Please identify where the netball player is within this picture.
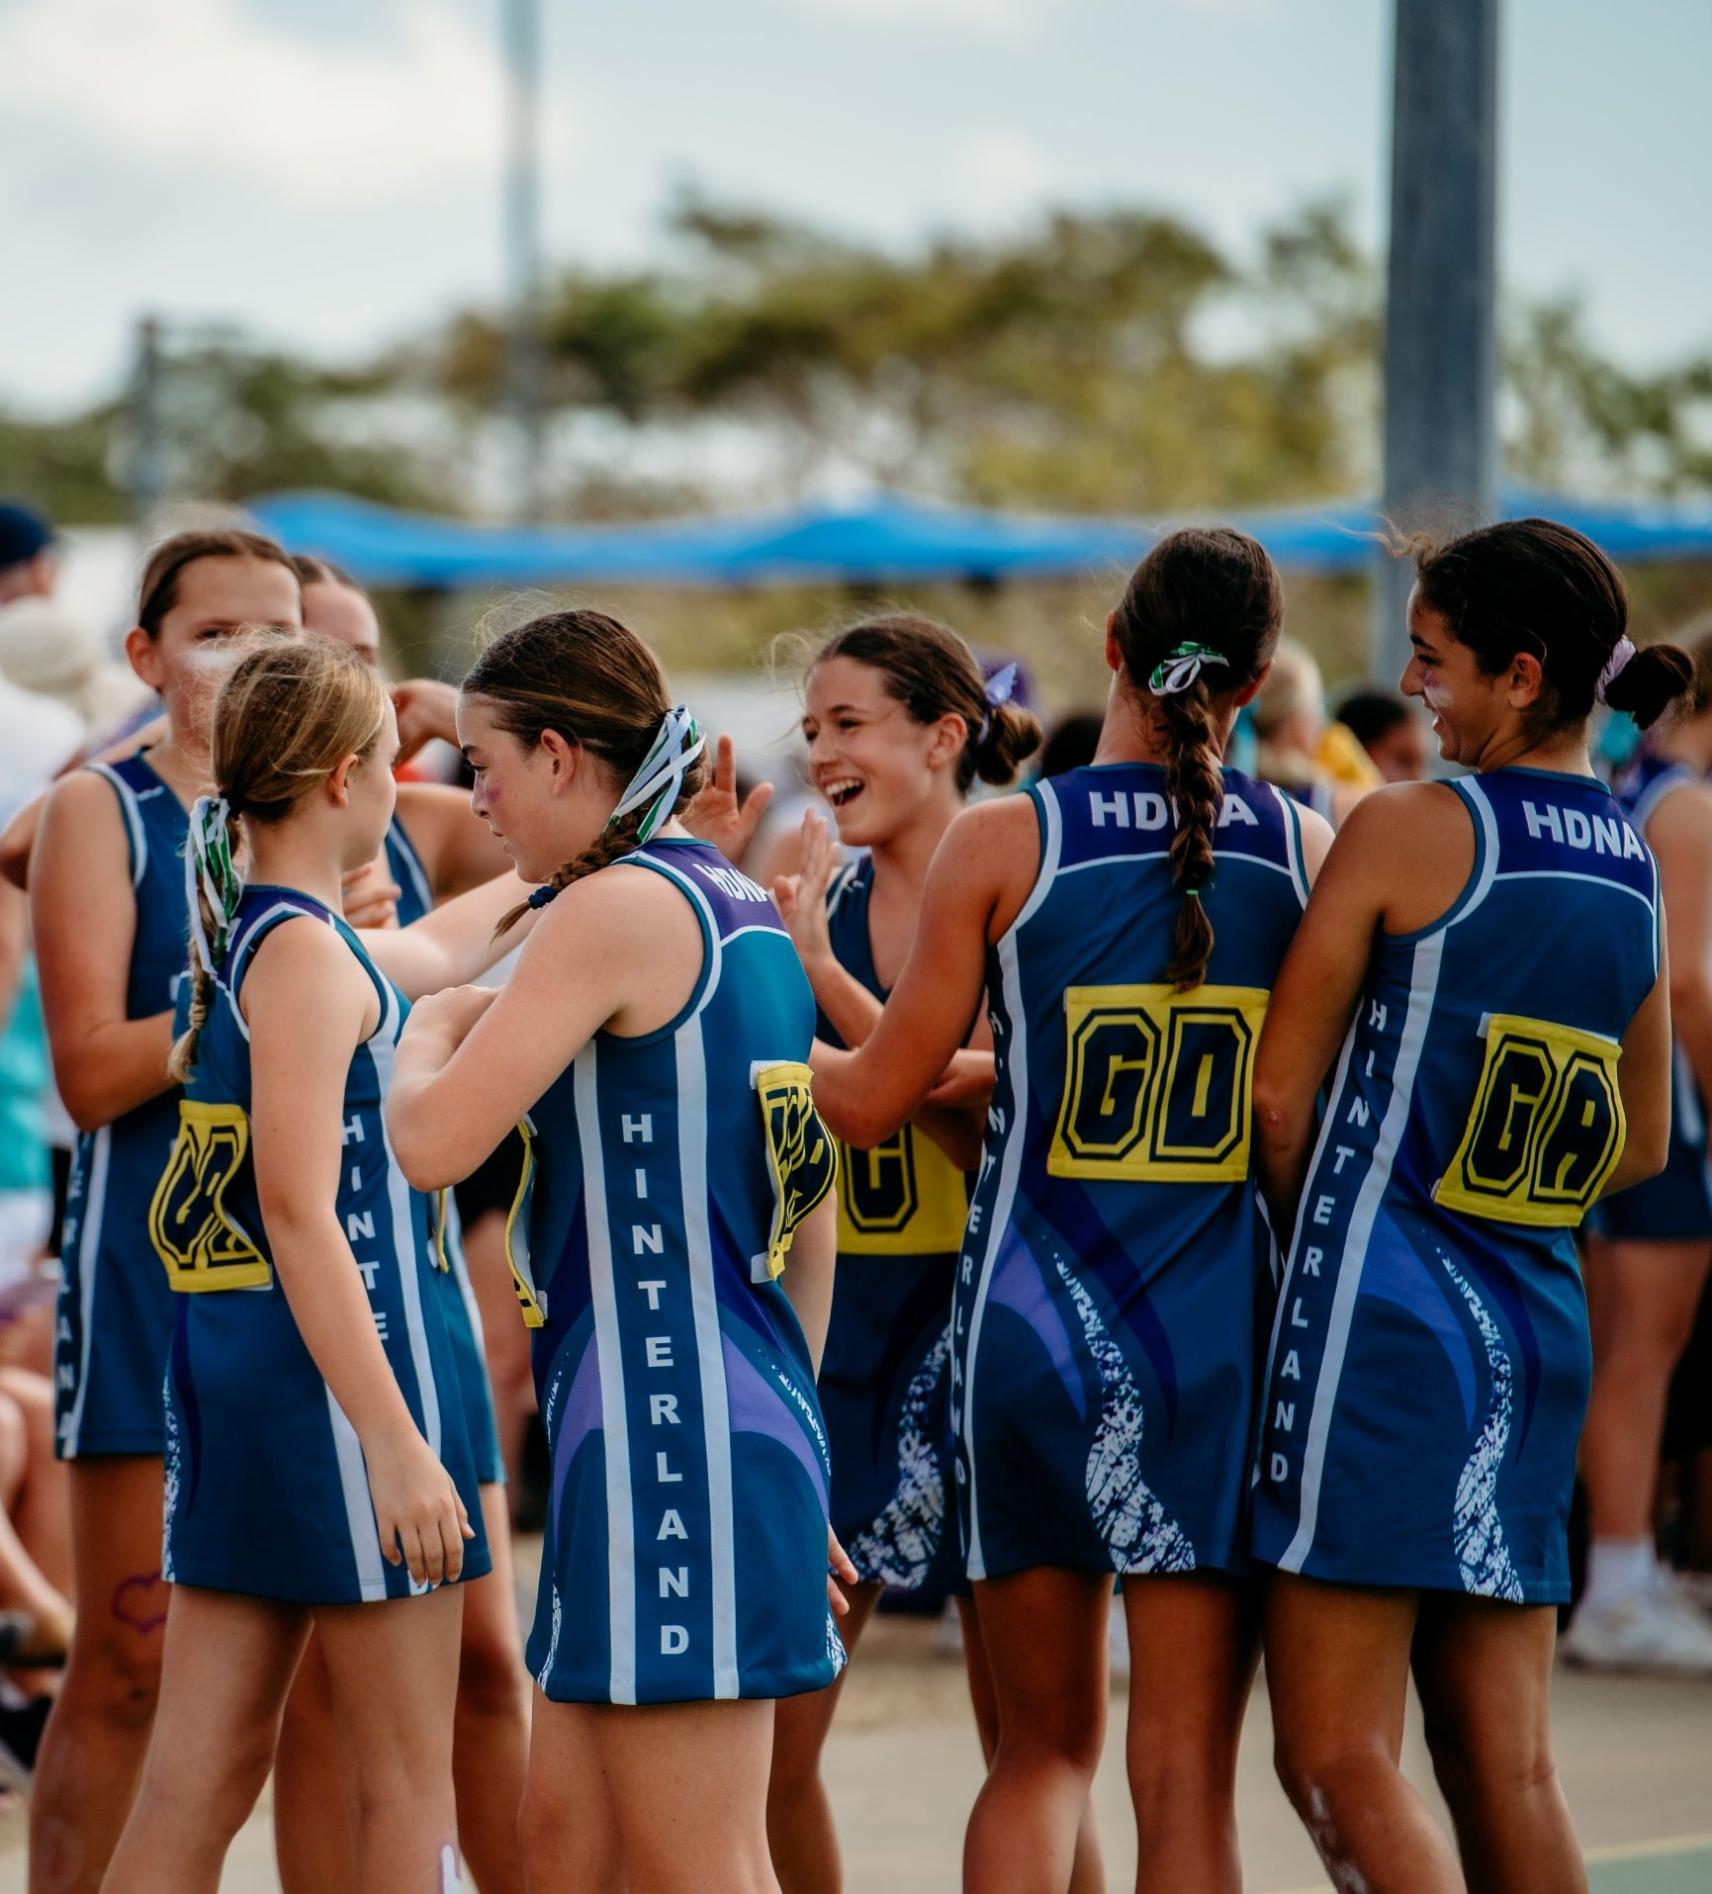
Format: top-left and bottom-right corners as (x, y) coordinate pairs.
(764, 614), (1058, 1892)
(385, 610), (850, 1892)
(1249, 520), (1687, 1892)
(27, 530), (302, 1890)
(100, 635), (537, 1892)
(1565, 621), (1712, 1673)
(271, 558), (528, 1892)
(809, 530), (1329, 1891)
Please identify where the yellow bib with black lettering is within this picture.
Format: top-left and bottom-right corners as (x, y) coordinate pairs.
(836, 1125), (969, 1257)
(1048, 982), (1269, 1184)
(149, 1101), (272, 1292)
(753, 1061), (838, 1281)
(1434, 1012), (1625, 1227)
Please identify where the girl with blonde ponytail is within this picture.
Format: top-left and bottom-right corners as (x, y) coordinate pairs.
(385, 608), (851, 1892)
(805, 529), (1331, 1890)
(104, 636), (539, 1893)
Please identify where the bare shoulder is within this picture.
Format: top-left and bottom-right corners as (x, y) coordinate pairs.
(35, 769), (129, 881)
(1643, 776), (1712, 851)
(1323, 780), (1476, 932)
(42, 767), (126, 833)
(243, 914), (375, 1021)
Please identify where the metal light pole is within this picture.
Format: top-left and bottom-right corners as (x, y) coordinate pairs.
(1374, 0), (1500, 682)
(504, 0), (547, 522)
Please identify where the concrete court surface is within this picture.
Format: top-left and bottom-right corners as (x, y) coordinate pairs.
(0, 1611), (1705, 1890)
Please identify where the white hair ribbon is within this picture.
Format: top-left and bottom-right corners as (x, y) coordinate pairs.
(608, 706), (707, 846)
(1595, 636), (1636, 705)
(184, 795), (242, 979)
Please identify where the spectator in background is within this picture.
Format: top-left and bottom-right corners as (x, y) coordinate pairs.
(1035, 709), (1103, 779)
(1335, 685), (1431, 783)
(0, 503), (56, 608)
(1251, 638), (1376, 825)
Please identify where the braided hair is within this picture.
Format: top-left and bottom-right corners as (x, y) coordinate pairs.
(1109, 528), (1284, 992)
(463, 611), (711, 936)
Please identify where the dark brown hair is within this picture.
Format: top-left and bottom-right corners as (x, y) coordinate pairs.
(811, 612), (1040, 792)
(290, 552), (359, 589)
(136, 529), (298, 638)
(1412, 519), (1691, 733)
(464, 610), (708, 932)
(1110, 527), (1284, 990)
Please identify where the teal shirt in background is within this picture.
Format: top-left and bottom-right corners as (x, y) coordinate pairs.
(0, 959), (51, 1193)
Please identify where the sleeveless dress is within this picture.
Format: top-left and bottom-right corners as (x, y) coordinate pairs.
(1251, 768), (1659, 1602)
(153, 886), (491, 1603)
(386, 813), (505, 1486)
(512, 839), (845, 1704)
(1584, 750), (1712, 1242)
(56, 753), (187, 1458)
(815, 859), (969, 1594)
(956, 763), (1311, 1581)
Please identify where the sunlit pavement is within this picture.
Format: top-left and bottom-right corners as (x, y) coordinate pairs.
(0, 1598), (1705, 1889)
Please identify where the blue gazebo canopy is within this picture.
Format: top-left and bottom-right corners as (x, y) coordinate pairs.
(249, 486), (1712, 591)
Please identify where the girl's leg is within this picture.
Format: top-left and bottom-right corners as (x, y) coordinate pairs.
(0, 1368), (71, 1593)
(0, 1393), (71, 1647)
(963, 1568), (1110, 1894)
(957, 1593), (1104, 1894)
(520, 1696), (625, 1894)
(766, 1579), (882, 1894)
(315, 1583), (466, 1894)
(596, 1697), (780, 1894)
(1579, 1237), (1711, 1557)
(102, 1586), (308, 1894)
(1264, 1572), (1462, 1893)
(451, 1485), (531, 1894)
(1412, 1596), (1585, 1894)
(464, 1211), (537, 1496)
(1122, 1574), (1259, 1894)
(272, 1634), (358, 1894)
(29, 1455), (166, 1894)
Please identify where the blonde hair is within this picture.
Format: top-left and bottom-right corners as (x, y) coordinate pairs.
(463, 609), (708, 935)
(169, 636), (389, 1080)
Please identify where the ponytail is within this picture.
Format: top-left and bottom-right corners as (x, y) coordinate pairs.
(170, 795), (244, 1081)
(1150, 645), (1229, 992)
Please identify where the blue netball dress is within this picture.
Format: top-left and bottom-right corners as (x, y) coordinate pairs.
(816, 860), (969, 1594)
(513, 838), (844, 1705)
(1251, 768), (1659, 1603)
(386, 813), (505, 1488)
(56, 755), (186, 1459)
(1585, 751), (1712, 1242)
(956, 763), (1311, 1582)
(152, 887), (491, 1604)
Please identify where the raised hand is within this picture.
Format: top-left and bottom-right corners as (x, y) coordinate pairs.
(683, 734), (774, 864)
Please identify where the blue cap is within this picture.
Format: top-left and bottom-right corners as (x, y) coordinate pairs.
(0, 501), (54, 572)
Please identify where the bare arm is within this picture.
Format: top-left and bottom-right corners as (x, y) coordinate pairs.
(814, 799), (1033, 1150)
(358, 867), (538, 1000)
(1605, 934), (1673, 1195)
(1647, 786), (1712, 1111)
(247, 921), (472, 1584)
(388, 868), (704, 1189)
(779, 1191), (837, 1373)
(30, 773), (175, 1130)
(0, 881), (25, 1031)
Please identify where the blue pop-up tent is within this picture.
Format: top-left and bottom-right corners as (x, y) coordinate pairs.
(249, 486), (1712, 591)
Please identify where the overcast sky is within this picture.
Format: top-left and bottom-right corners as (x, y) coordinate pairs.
(1, 0), (1707, 412)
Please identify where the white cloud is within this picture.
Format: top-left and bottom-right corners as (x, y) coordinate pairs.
(0, 0), (507, 204)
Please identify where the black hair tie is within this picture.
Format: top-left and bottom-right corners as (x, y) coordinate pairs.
(527, 885), (560, 911)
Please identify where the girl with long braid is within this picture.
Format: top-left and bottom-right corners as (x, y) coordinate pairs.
(27, 529), (302, 1890)
(385, 610), (849, 1892)
(104, 636), (534, 1893)
(808, 530), (1331, 1891)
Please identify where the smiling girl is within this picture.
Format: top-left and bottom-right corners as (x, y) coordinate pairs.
(384, 609), (848, 1892)
(26, 529), (302, 1889)
(1249, 520), (1689, 1893)
(765, 615), (1041, 1892)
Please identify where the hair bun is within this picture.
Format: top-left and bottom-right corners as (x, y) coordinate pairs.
(1603, 641), (1695, 731)
(973, 698), (1042, 786)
